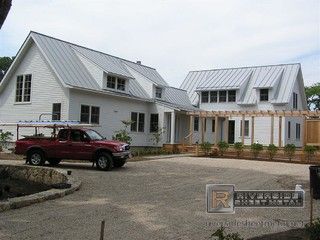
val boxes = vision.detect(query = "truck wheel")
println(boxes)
[113,159,126,168]
[48,158,61,166]
[28,150,45,166]
[96,152,113,171]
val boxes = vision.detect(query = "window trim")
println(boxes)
[15,74,32,103]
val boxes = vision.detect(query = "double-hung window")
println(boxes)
[194,117,199,131]
[52,103,61,121]
[150,114,159,132]
[260,89,269,101]
[131,112,145,132]
[155,87,162,98]
[201,91,209,103]
[228,90,236,102]
[15,74,32,103]
[210,91,217,103]
[219,91,227,102]
[240,120,249,137]
[80,105,100,124]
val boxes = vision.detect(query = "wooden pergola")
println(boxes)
[186,110,320,147]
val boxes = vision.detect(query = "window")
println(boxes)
[91,106,100,124]
[131,112,146,132]
[107,75,116,89]
[194,117,199,131]
[240,120,249,137]
[80,105,90,123]
[212,119,216,132]
[155,87,162,98]
[70,130,89,142]
[210,91,218,103]
[203,118,207,132]
[201,91,209,103]
[296,123,300,140]
[15,74,32,102]
[288,121,291,139]
[150,114,159,132]
[58,129,69,141]
[228,90,236,102]
[138,113,145,132]
[131,112,138,132]
[219,91,227,102]
[52,103,61,121]
[293,92,298,109]
[117,78,126,91]
[260,89,269,101]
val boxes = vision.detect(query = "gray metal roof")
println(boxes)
[29,31,170,100]
[180,63,302,105]
[161,87,197,111]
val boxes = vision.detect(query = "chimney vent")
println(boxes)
[136,60,141,65]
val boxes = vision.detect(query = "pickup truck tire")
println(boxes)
[96,152,113,171]
[27,149,45,166]
[113,159,126,168]
[48,158,61,166]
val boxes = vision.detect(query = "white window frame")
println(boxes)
[155,87,163,99]
[131,112,145,132]
[15,74,32,103]
[106,75,126,92]
[80,105,100,124]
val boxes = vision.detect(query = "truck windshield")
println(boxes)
[85,129,104,141]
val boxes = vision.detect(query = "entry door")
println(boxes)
[228,120,235,144]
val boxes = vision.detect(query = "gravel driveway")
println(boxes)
[0,157,318,240]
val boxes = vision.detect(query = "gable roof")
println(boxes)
[0,31,193,111]
[180,63,303,105]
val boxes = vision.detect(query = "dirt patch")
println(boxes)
[249,228,308,240]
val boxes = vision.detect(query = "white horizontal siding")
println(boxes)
[0,42,69,138]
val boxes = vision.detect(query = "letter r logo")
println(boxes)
[206,184,235,213]
[213,191,230,208]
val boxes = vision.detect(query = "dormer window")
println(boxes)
[260,89,269,101]
[106,75,126,91]
[201,91,209,103]
[107,76,116,89]
[155,87,163,98]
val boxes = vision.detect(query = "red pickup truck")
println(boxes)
[15,128,130,171]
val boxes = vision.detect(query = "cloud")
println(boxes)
[0,0,319,87]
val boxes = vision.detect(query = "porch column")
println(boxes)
[189,115,193,145]
[241,114,245,144]
[201,117,205,143]
[214,115,218,146]
[170,112,175,144]
[278,116,282,147]
[270,114,274,145]
[251,116,255,145]
[224,117,229,142]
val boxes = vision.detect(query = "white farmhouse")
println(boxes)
[180,64,308,147]
[0,32,196,146]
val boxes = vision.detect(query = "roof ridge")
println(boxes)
[29,31,157,70]
[165,86,187,92]
[188,62,301,73]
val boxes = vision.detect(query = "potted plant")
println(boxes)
[304,145,317,162]
[267,144,278,160]
[217,141,229,156]
[200,141,212,156]
[234,142,244,158]
[251,143,263,159]
[284,144,296,161]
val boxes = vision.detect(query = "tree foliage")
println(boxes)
[0,56,14,81]
[305,83,320,110]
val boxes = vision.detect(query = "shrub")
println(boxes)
[284,144,296,161]
[304,145,317,162]
[200,141,212,156]
[234,142,244,157]
[251,143,263,159]
[267,144,278,160]
[150,127,166,146]
[211,227,244,240]
[0,131,13,152]
[112,120,132,144]
[217,141,229,156]
[305,217,320,240]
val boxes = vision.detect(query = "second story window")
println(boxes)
[107,76,116,89]
[117,78,126,91]
[293,92,298,109]
[219,91,227,102]
[155,87,162,98]
[201,91,209,103]
[15,74,32,103]
[210,91,217,103]
[260,89,269,101]
[228,90,236,102]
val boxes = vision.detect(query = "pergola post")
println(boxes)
[270,114,274,145]
[241,114,245,144]
[170,112,175,144]
[224,117,229,142]
[278,116,282,147]
[251,116,255,145]
[214,115,218,146]
[201,117,205,143]
[189,115,193,145]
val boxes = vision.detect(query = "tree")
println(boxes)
[305,83,320,110]
[0,56,15,81]
[0,0,12,29]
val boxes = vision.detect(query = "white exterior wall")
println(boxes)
[68,89,172,146]
[0,42,69,138]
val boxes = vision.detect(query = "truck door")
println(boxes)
[69,129,94,160]
[48,129,71,159]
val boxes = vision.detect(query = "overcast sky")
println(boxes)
[0,0,319,87]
